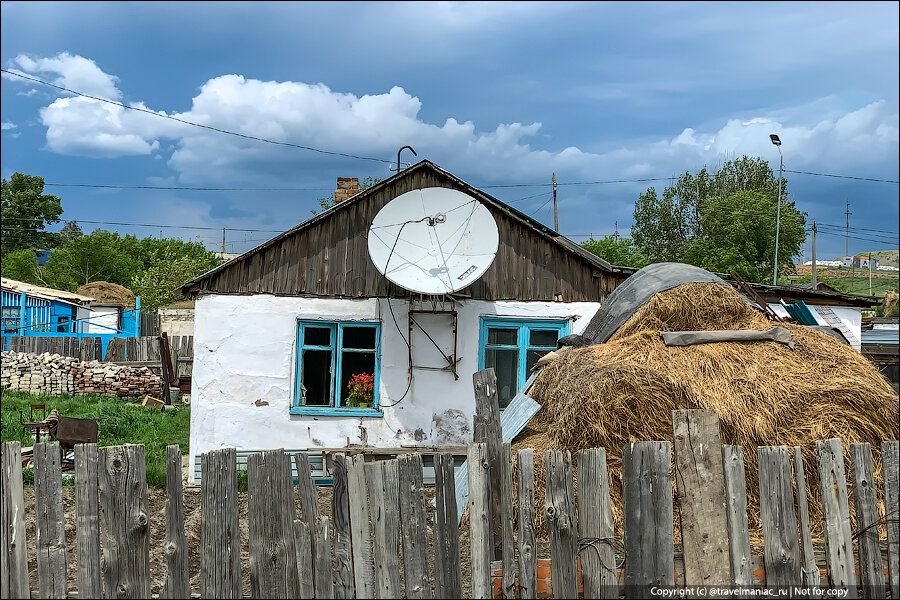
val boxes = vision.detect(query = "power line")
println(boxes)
[1,69,394,165]
[0,216,284,233]
[43,182,332,192]
[785,169,899,185]
[817,223,899,236]
[816,230,899,246]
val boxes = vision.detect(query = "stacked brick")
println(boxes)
[1,350,162,398]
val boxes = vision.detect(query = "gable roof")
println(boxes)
[183,160,629,294]
[1,277,95,305]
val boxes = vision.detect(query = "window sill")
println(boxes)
[290,406,383,418]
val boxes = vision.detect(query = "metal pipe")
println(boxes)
[396,145,417,172]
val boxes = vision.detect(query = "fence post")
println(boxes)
[433,452,462,598]
[200,448,241,599]
[722,446,751,586]
[499,443,516,599]
[99,444,151,599]
[75,443,101,599]
[469,443,493,599]
[1,441,30,599]
[473,368,502,560]
[883,441,900,599]
[516,449,537,600]
[398,454,430,598]
[34,442,68,599]
[851,443,885,598]
[817,439,857,595]
[331,453,356,599]
[757,446,801,588]
[348,454,375,599]
[162,445,189,599]
[367,460,401,599]
[545,450,578,599]
[792,448,821,587]
[295,520,315,599]
[577,448,616,598]
[315,517,336,599]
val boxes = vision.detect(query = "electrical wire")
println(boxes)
[0,216,284,233]
[42,182,332,192]
[784,169,899,184]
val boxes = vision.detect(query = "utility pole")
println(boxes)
[811,220,817,290]
[844,200,851,258]
[614,221,620,242]
[221,227,226,255]
[869,251,873,297]
[552,172,559,231]
[770,134,784,285]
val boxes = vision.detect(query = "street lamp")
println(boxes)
[770,134,784,285]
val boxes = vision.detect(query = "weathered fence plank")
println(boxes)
[248,449,301,598]
[34,442,68,599]
[398,454,430,599]
[757,446,801,588]
[623,441,674,597]
[544,450,577,599]
[851,443,884,598]
[883,441,900,600]
[469,443,493,599]
[817,439,857,596]
[434,452,462,599]
[1,441,30,599]
[295,520,315,599]
[162,445,188,599]
[517,449,537,600]
[348,454,375,599]
[368,460,401,599]
[792,447,820,587]
[294,452,319,593]
[315,517,336,599]
[672,410,731,586]
[473,368,502,560]
[75,443,101,599]
[499,443,516,599]
[331,453,355,599]
[200,448,241,599]
[99,444,151,599]
[577,447,616,599]
[722,445,751,586]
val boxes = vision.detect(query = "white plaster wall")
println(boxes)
[82,306,119,334]
[189,294,600,477]
[828,306,862,350]
[159,308,195,337]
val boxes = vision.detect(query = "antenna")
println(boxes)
[367,187,500,295]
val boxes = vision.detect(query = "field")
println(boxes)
[792,268,899,298]
[0,390,190,487]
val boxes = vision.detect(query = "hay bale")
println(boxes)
[527,282,899,542]
[77,281,135,307]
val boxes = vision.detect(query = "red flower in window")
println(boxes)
[347,372,375,407]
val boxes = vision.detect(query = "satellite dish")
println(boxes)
[367,187,500,295]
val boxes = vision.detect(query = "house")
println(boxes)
[842,255,879,269]
[182,160,632,470]
[862,318,899,392]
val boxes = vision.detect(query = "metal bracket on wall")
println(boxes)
[407,295,460,380]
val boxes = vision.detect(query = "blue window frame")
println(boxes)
[292,321,382,417]
[478,318,569,408]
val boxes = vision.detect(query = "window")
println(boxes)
[479,318,568,408]
[293,321,381,416]
[55,316,71,333]
[1,306,21,334]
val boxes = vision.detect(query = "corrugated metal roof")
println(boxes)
[862,328,900,345]
[0,277,95,304]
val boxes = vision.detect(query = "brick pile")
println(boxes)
[1,350,162,398]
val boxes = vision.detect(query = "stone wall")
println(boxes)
[1,350,162,397]
[158,307,195,337]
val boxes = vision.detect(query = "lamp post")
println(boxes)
[770,133,784,285]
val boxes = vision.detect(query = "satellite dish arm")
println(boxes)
[397,145,417,172]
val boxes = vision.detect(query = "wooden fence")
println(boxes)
[1,418,898,598]
[5,336,103,361]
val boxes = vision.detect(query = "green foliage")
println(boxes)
[0,249,44,284]
[1,390,190,488]
[631,156,804,282]
[131,248,222,310]
[38,230,144,290]
[1,173,63,256]
[58,220,83,244]
[581,236,649,268]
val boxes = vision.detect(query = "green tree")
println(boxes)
[311,176,381,215]
[581,236,648,268]
[1,173,63,256]
[40,230,143,290]
[631,156,802,281]
[131,250,222,310]
[0,249,43,285]
[58,220,83,243]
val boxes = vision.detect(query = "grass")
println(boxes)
[1,390,190,488]
[792,273,899,298]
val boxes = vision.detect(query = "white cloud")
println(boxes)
[1,122,16,130]
[7,52,121,99]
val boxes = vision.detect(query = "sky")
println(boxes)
[1,1,898,259]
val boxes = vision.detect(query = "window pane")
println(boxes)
[487,327,518,346]
[342,326,376,350]
[340,352,376,408]
[304,326,331,346]
[485,348,519,408]
[526,349,554,375]
[301,349,332,406]
[529,329,559,347]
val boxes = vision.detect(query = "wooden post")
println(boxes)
[473,368,502,561]
[434,452,462,599]
[469,443,493,599]
[331,453,356,599]
[367,460,401,599]
[294,452,319,585]
[248,449,301,598]
[499,443,516,599]
[99,445,151,599]
[315,517,336,599]
[200,448,241,599]
[544,450,577,599]
[883,441,900,599]
[817,439,857,596]
[348,454,376,599]
[398,454,430,598]
[34,442,68,599]
[516,449,537,600]
[851,443,885,598]
[792,448,820,587]
[722,445,751,586]
[757,446,801,588]
[295,520,315,599]
[623,441,674,597]
[1,441,30,599]
[672,410,731,585]
[162,445,189,599]
[577,448,616,599]
[75,443,101,599]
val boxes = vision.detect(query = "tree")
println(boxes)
[630,156,803,281]
[131,250,222,310]
[39,230,143,290]
[581,236,648,268]
[1,173,63,256]
[0,249,43,285]
[311,176,381,215]
[58,220,83,243]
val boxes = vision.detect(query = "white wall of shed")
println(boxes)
[159,308,195,337]
[82,306,119,334]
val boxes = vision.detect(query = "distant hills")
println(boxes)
[867,249,899,268]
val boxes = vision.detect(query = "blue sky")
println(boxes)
[1,1,898,258]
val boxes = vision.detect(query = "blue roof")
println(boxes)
[862,328,899,345]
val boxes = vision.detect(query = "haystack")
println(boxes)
[77,281,135,307]
[524,282,898,541]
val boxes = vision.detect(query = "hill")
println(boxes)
[867,249,899,268]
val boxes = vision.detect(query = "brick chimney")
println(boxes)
[334,177,359,203]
